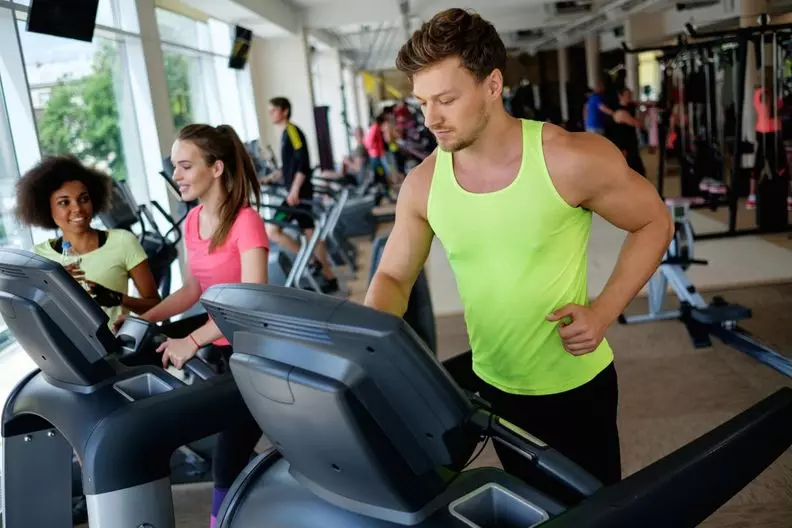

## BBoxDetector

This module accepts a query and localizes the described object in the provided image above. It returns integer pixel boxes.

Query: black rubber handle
[475,412,603,499]
[183,356,216,381]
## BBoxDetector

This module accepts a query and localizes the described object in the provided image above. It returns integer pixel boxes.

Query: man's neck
[455,112,521,168]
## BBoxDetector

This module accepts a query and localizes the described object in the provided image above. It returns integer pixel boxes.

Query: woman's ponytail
[212,124,261,250]
[216,124,261,209]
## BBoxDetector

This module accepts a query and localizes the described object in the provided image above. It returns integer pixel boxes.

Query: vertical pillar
[557,46,569,122]
[345,65,362,132]
[623,15,645,95]
[585,35,600,88]
[356,71,371,125]
[625,52,638,93]
[312,47,348,162]
[131,0,186,283]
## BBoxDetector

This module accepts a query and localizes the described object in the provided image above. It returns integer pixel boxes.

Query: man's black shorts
[273,199,315,230]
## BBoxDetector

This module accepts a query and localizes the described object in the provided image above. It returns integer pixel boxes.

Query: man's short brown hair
[396,8,506,82]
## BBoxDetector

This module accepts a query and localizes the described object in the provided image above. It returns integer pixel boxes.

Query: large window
[17,21,137,181]
[162,49,198,130]
[0,67,25,348]
[156,7,259,142]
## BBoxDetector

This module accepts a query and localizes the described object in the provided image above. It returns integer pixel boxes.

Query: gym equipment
[369,231,437,354]
[619,197,792,378]
[260,184,351,295]
[98,175,188,297]
[199,283,792,527]
[681,15,792,240]
[56,175,204,522]
[0,248,247,527]
[624,36,735,218]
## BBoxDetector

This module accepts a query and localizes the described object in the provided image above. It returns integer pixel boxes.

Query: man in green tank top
[364,8,674,501]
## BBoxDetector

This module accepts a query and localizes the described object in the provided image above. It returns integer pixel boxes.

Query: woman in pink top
[136,123,269,528]
[747,83,788,210]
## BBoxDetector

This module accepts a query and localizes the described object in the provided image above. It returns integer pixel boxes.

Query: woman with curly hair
[15,155,161,324]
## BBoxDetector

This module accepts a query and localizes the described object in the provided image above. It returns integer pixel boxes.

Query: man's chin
[438,138,472,153]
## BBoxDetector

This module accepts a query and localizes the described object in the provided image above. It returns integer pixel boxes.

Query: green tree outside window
[37,42,194,181]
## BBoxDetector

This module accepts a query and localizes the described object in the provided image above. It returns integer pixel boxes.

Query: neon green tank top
[427,119,613,395]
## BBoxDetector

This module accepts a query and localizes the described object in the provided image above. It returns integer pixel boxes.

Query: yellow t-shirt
[33,229,149,324]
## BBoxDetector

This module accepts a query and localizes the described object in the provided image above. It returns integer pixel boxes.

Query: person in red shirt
[131,123,269,528]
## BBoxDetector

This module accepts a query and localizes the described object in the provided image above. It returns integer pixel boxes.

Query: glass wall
[17,22,137,180]
[156,7,259,142]
[0,77,24,251]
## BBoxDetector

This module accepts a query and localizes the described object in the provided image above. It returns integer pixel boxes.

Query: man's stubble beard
[439,104,490,153]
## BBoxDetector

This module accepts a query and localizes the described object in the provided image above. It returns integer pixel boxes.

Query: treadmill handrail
[539,387,792,527]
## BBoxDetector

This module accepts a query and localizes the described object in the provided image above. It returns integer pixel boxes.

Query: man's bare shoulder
[399,151,438,218]
[541,124,626,206]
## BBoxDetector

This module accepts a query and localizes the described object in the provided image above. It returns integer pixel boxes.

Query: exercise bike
[619,197,792,378]
[0,250,243,527]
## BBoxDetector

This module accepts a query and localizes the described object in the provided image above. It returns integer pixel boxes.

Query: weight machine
[619,197,792,378]
[625,15,792,241]
[624,35,744,222]
[683,15,792,240]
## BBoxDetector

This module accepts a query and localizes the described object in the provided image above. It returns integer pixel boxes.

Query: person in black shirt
[609,88,646,177]
[264,97,338,293]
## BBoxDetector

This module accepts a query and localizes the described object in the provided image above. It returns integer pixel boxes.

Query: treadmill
[199,283,792,527]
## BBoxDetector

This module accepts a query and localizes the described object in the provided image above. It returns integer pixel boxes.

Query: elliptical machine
[0,249,246,527]
[200,283,792,527]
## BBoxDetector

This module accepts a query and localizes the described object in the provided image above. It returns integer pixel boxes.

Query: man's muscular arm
[545,125,674,354]
[364,157,435,316]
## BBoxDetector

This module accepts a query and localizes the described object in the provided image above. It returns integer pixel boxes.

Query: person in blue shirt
[584,78,614,135]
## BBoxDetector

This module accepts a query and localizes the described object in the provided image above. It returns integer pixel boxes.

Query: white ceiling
[180,0,741,70]
[293,0,683,69]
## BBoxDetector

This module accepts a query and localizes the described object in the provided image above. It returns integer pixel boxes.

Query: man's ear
[488,69,504,99]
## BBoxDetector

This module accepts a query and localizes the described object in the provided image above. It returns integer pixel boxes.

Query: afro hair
[15,155,113,230]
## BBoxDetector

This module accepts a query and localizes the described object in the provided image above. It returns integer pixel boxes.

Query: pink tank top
[754,88,783,133]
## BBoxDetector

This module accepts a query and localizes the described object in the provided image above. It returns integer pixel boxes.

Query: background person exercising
[265,97,339,294]
[365,8,673,504]
[610,88,646,177]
